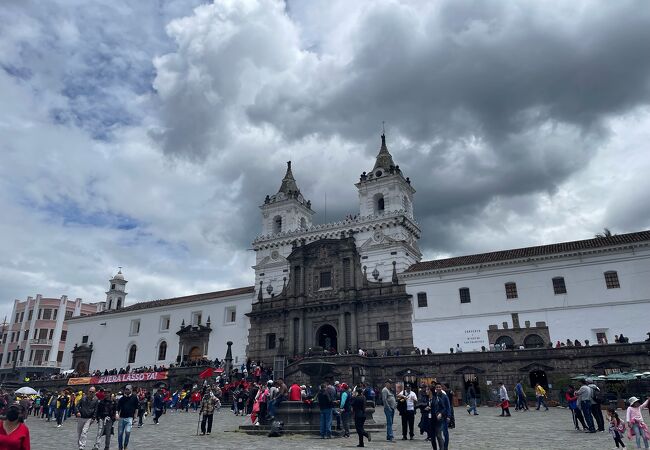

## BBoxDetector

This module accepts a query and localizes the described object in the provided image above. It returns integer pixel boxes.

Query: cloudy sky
[2,0,650,319]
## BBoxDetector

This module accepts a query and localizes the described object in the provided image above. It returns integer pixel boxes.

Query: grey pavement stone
[27,406,638,449]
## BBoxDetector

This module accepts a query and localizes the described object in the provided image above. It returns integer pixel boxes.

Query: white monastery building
[58,134,650,373]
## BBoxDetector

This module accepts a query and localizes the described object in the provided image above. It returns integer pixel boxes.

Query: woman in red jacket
[0,404,30,450]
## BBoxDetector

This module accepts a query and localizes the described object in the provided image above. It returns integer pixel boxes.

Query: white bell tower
[356,133,415,219]
[105,268,128,311]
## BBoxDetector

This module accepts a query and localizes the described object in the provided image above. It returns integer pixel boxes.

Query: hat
[385,379,393,384]
[334,381,340,385]
[300,385,306,389]
[125,385,132,390]
[340,383,348,390]
[267,380,273,385]
[628,396,640,405]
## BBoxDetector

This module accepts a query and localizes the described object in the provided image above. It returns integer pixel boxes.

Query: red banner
[68,371,168,386]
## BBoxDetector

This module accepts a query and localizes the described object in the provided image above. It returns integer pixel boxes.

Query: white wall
[407,247,650,353]
[62,292,253,371]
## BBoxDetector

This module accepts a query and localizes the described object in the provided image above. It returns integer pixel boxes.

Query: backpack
[591,386,605,404]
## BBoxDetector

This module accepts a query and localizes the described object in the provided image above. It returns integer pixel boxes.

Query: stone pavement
[28,405,635,449]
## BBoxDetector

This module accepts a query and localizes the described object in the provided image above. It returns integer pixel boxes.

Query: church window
[192,311,202,326]
[604,271,620,289]
[225,307,236,323]
[266,333,276,350]
[342,259,351,288]
[417,292,428,307]
[158,341,167,360]
[108,299,112,309]
[319,271,332,289]
[81,335,87,344]
[273,215,282,233]
[117,297,122,309]
[111,284,115,290]
[130,319,140,336]
[459,287,471,303]
[300,217,307,229]
[160,315,170,331]
[552,277,567,294]
[377,323,390,341]
[495,335,514,349]
[505,282,518,299]
[128,344,137,364]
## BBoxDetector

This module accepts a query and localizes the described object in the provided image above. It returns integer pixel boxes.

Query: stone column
[48,296,67,364]
[298,315,305,353]
[288,317,295,356]
[351,308,358,351]
[338,311,347,351]
[23,295,41,365]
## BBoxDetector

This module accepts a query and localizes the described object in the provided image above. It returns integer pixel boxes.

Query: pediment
[453,365,486,374]
[518,362,555,372]
[592,359,632,369]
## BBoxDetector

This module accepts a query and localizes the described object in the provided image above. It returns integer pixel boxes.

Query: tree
[595,228,613,238]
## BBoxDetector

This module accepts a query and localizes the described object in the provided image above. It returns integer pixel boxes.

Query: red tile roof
[405,230,650,273]
[73,286,255,318]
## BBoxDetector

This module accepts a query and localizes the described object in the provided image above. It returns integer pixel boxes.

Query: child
[608,411,626,448]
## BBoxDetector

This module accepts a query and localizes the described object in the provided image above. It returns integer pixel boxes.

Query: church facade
[58,133,650,375]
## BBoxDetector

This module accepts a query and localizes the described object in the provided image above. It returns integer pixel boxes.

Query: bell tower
[105,268,127,311]
[356,133,415,219]
[260,161,314,235]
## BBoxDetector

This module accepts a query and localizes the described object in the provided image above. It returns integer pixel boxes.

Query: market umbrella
[15,387,37,395]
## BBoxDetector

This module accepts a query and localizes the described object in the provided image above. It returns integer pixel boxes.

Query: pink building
[0,295,101,381]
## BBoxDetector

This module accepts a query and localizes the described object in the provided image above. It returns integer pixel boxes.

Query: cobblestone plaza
[27,405,630,450]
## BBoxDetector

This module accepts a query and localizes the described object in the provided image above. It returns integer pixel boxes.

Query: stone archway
[188,346,202,361]
[316,324,338,353]
[529,369,549,389]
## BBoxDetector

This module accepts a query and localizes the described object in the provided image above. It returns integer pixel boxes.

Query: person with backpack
[339,384,352,438]
[608,410,626,448]
[587,379,605,432]
[535,383,549,411]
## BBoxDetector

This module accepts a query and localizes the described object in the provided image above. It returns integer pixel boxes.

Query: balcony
[13,361,60,368]
[29,339,53,346]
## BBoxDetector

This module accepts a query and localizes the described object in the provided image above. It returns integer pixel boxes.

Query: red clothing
[288,384,301,401]
[0,421,30,450]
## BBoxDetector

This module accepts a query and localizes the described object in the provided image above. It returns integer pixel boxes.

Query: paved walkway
[27,405,637,449]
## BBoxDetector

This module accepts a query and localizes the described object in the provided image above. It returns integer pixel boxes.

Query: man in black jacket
[93,390,116,450]
[77,386,99,450]
[116,385,139,450]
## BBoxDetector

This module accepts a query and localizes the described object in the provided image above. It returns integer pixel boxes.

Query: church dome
[113,270,124,280]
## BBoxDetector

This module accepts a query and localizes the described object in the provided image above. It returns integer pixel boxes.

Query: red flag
[199,367,214,379]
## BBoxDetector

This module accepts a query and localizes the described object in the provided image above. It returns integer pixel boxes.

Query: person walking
[626,396,649,449]
[76,386,98,450]
[136,394,147,428]
[152,391,164,425]
[427,384,451,450]
[466,384,478,416]
[498,382,511,417]
[340,384,352,438]
[515,380,528,411]
[56,391,69,427]
[199,390,217,435]
[565,386,587,431]
[92,390,116,450]
[317,383,334,439]
[381,380,396,441]
[0,404,31,450]
[576,379,596,433]
[352,388,371,447]
[608,411,626,448]
[398,384,418,440]
[116,385,138,450]
[535,383,549,411]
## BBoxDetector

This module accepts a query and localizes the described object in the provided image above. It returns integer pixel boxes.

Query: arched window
[273,216,282,233]
[300,217,307,229]
[495,335,514,350]
[374,193,385,214]
[108,299,112,309]
[116,298,122,309]
[157,341,167,361]
[128,344,137,363]
[523,334,545,349]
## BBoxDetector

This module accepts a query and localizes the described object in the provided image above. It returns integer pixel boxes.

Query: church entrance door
[316,324,338,353]
[189,346,202,361]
